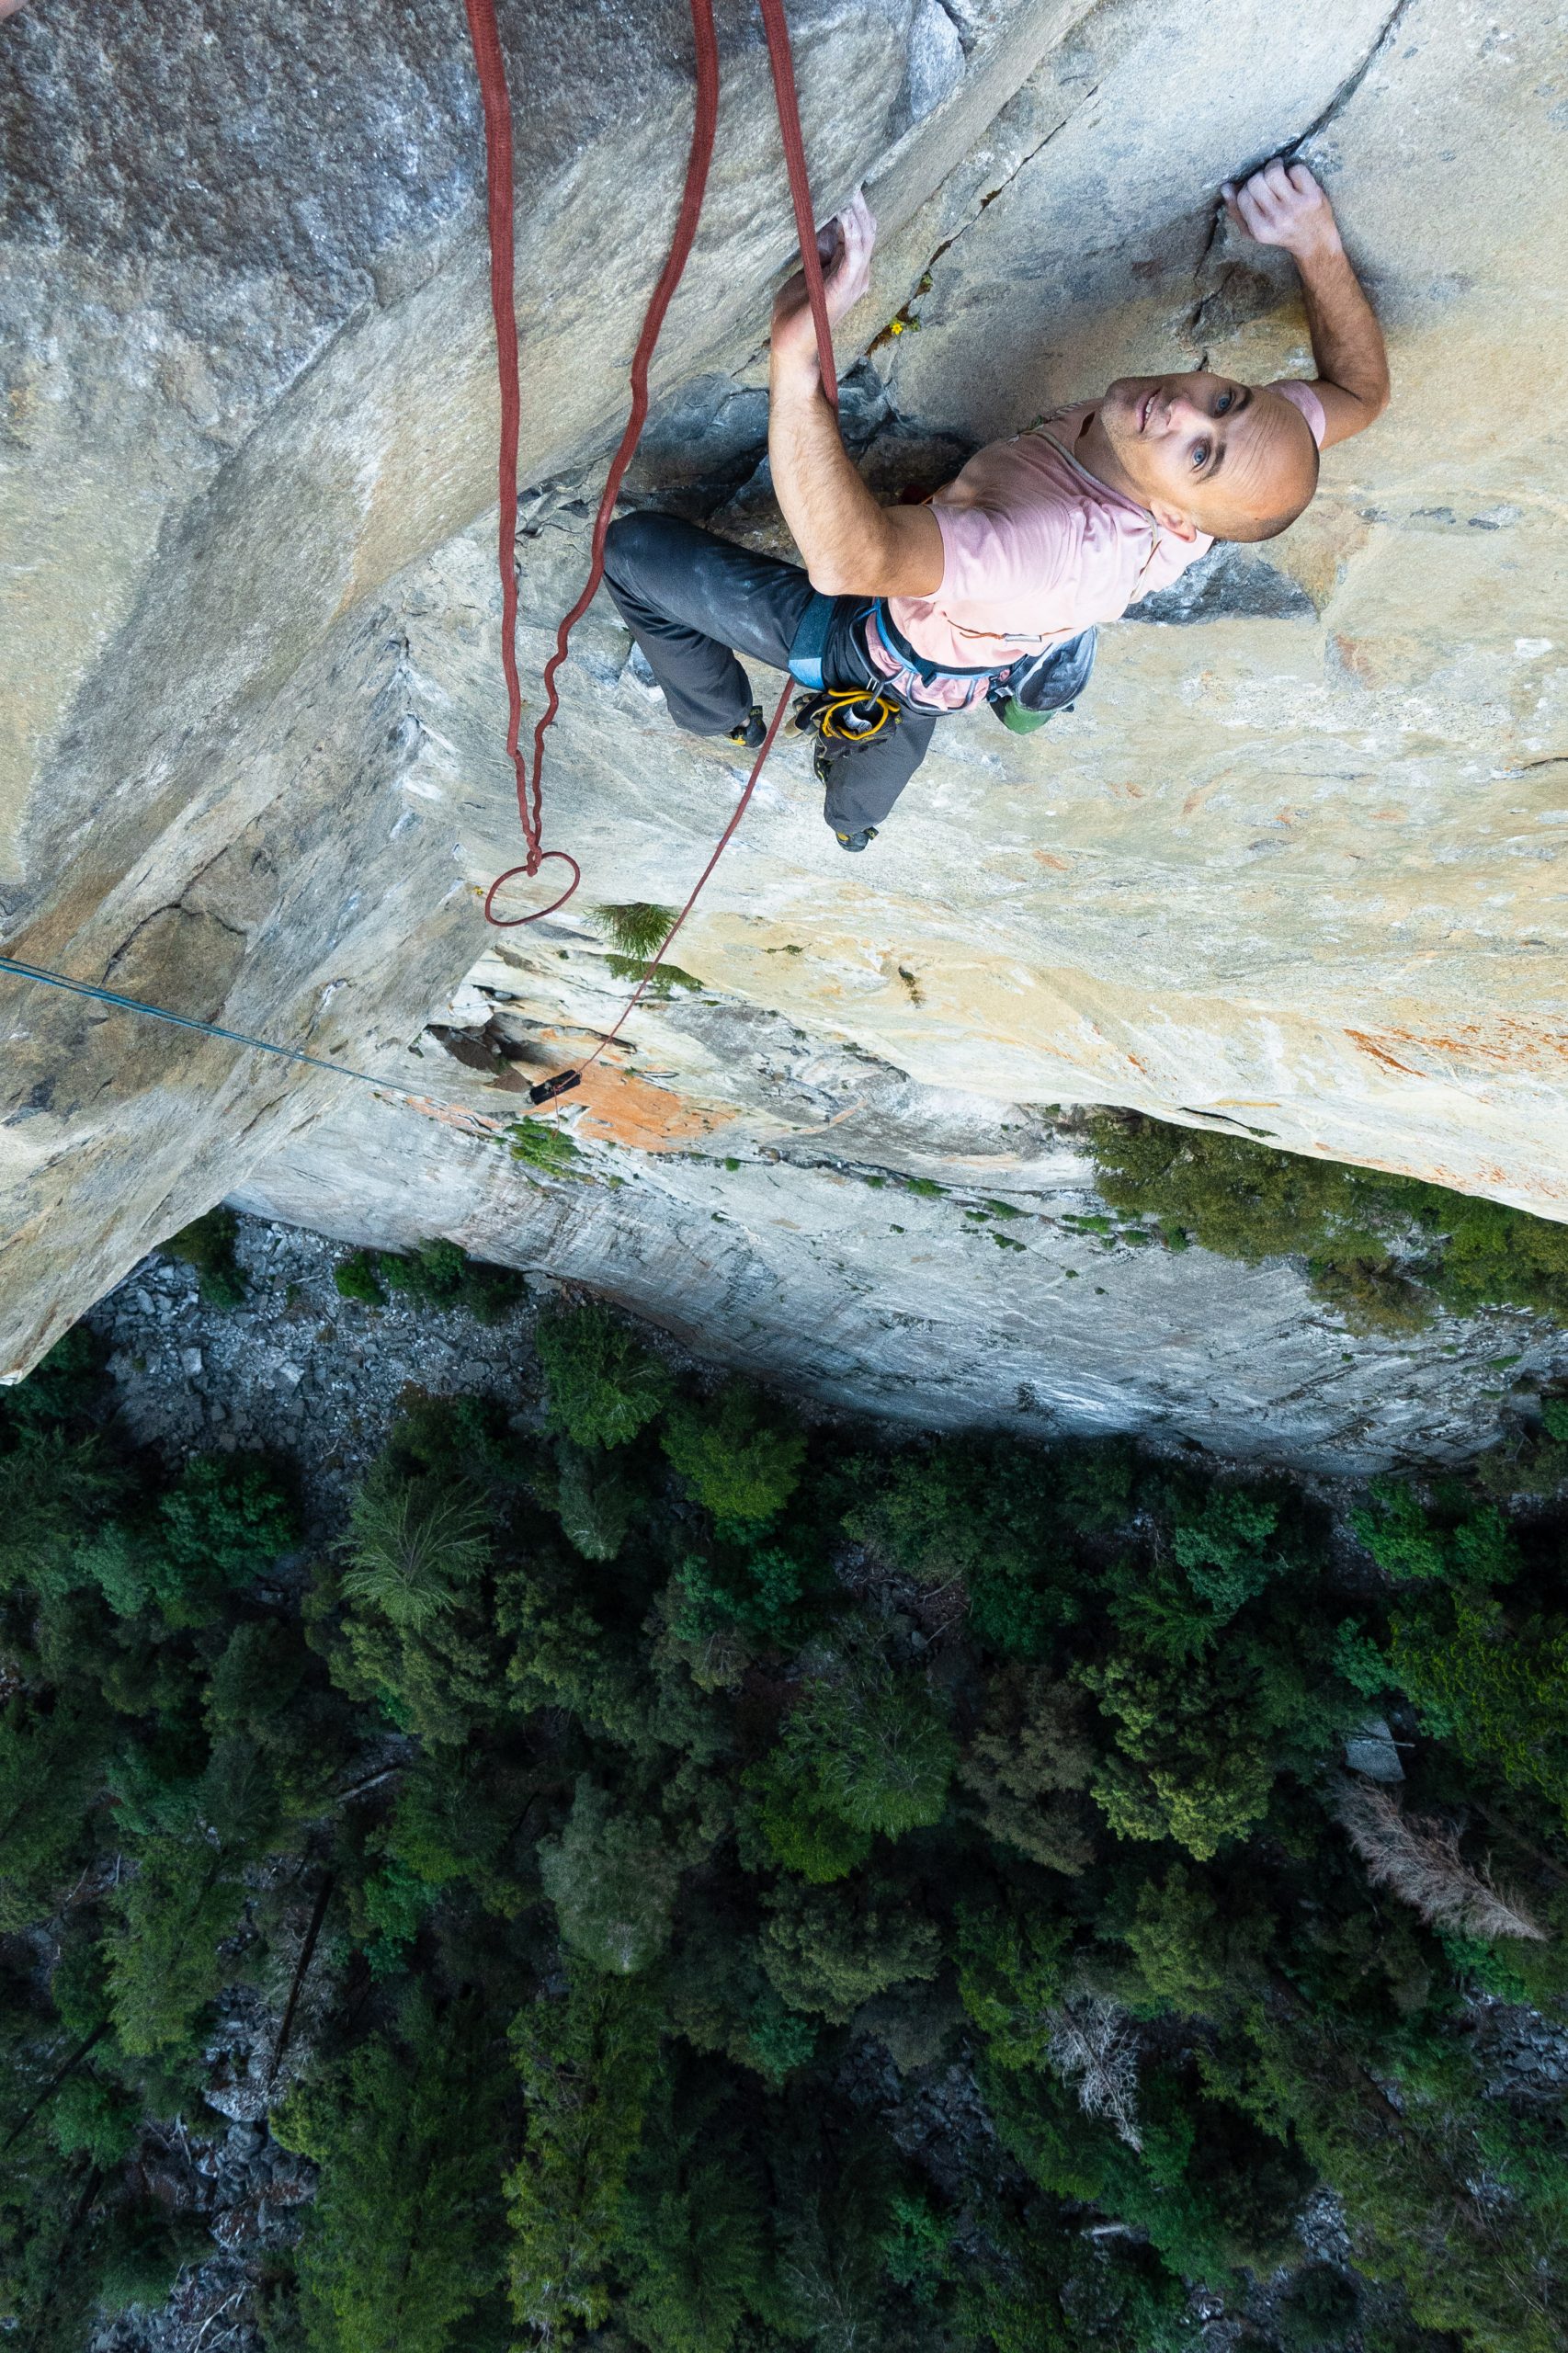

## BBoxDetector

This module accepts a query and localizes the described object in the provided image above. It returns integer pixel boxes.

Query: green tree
[619,2070,768,2353]
[760,1878,941,2024]
[661,1381,806,1528]
[312,1468,506,1746]
[0,1703,103,1931]
[551,1440,636,1562]
[274,1995,506,2353]
[747,1667,956,1881]
[506,1965,660,2344]
[844,1437,1116,1655]
[0,1428,128,1599]
[1354,1479,1517,1587]
[103,1830,246,2059]
[1389,1586,1568,1826]
[339,1472,490,1629]
[536,1303,673,1449]
[957,1664,1096,1874]
[539,1780,678,1973]
[955,1901,1073,2073]
[1079,1650,1278,1860]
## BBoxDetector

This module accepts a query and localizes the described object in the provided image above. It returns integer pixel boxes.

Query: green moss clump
[160,1207,246,1307]
[1088,1110,1568,1333]
[506,1120,583,1175]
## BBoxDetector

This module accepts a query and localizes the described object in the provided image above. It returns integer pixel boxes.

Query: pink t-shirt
[869,381,1326,710]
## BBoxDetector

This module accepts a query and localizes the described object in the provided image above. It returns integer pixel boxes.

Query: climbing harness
[0,954,515,1142]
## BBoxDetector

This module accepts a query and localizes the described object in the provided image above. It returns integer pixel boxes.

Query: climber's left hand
[770,188,877,381]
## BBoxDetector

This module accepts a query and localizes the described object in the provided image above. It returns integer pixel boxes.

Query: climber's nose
[1156,387,1204,434]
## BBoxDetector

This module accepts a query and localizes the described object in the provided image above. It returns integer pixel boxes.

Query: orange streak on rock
[1345,1029,1424,1078]
[504,1038,726,1154]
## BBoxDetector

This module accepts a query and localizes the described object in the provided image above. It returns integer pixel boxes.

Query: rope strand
[560,0,843,1086]
[464,0,722,926]
[0,954,509,1144]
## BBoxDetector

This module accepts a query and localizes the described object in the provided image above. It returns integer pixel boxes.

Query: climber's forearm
[1294,237,1389,449]
[767,358,943,599]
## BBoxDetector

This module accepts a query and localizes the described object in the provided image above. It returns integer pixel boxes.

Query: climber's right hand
[771,188,877,381]
[1221,159,1342,266]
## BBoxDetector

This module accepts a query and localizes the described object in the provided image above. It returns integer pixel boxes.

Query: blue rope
[0,950,501,1128]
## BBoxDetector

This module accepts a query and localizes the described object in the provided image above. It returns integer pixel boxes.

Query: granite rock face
[4,0,1566,1457]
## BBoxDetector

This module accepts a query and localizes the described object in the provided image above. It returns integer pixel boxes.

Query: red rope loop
[483,848,584,929]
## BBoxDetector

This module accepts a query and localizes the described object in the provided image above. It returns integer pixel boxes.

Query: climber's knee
[601,509,675,594]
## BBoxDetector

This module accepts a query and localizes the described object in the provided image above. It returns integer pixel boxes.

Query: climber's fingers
[773,188,875,367]
[826,188,877,316]
[1222,158,1335,255]
[0,2,33,20]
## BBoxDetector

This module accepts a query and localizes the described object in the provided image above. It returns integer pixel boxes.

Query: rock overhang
[2,0,1565,1418]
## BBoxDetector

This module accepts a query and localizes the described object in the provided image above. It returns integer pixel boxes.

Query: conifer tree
[506,1964,659,2344]
[274,1995,507,2353]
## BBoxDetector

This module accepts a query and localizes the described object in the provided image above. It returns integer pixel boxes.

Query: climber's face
[1097,371,1319,543]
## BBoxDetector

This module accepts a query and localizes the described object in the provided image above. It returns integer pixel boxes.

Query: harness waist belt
[786,591,836,688]
[870,598,1005,686]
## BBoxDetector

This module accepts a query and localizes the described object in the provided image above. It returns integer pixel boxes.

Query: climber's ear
[1151,503,1200,543]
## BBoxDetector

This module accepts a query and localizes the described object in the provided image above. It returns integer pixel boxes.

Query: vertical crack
[1284,0,1416,158]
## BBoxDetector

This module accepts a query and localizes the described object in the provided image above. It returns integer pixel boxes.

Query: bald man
[604,160,1389,850]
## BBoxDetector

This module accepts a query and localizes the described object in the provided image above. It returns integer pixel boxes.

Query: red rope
[462,0,722,926]
[757,0,839,415]
[577,674,795,1073]
[461,0,840,1090]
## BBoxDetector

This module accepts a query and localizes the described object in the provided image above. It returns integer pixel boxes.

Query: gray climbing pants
[601,511,937,835]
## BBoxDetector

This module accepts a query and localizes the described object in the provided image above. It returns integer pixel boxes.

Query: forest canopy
[3,1293,1568,2353]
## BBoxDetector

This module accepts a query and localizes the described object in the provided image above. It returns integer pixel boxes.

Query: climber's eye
[1190,438,1212,470]
[1214,388,1234,415]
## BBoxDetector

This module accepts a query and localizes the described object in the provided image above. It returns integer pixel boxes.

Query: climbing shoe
[834,825,879,853]
[729,703,767,750]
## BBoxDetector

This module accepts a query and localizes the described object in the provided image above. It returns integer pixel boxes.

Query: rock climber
[603,158,1389,852]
